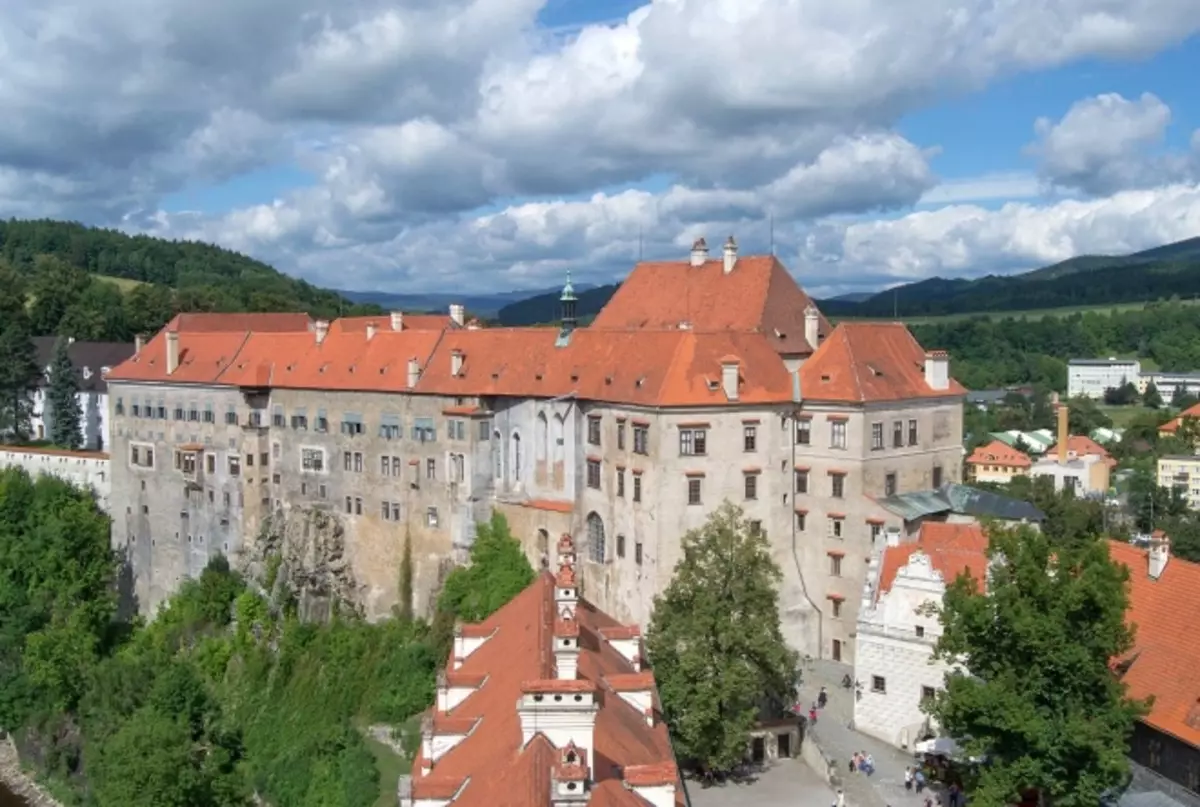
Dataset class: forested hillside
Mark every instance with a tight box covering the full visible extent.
[496,283,618,326]
[913,301,1200,390]
[0,468,535,807]
[0,219,382,342]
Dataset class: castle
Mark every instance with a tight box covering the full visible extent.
[104,237,965,663]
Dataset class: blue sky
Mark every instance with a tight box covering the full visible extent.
[8,0,1200,295]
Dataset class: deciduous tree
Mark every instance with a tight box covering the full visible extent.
[646,502,798,774]
[48,336,83,449]
[436,512,535,623]
[926,525,1146,807]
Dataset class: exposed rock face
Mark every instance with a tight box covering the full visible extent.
[238,508,362,621]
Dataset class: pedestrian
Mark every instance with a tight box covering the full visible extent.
[947,783,960,807]
[924,799,933,807]
[809,704,818,725]
[848,755,856,773]
[818,686,828,709]
[837,789,845,807]
[863,753,875,775]
[915,768,926,793]
[904,766,914,791]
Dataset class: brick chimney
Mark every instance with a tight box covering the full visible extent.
[722,236,737,274]
[407,357,421,389]
[449,304,465,327]
[720,357,739,401]
[390,311,404,331]
[1057,404,1069,465]
[1149,532,1170,579]
[804,304,820,351]
[314,319,330,345]
[689,237,708,267]
[923,350,949,391]
[165,331,179,375]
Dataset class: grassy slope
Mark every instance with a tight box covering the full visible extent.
[843,298,1200,325]
[93,274,148,292]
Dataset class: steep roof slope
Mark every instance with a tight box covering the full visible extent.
[967,440,1032,469]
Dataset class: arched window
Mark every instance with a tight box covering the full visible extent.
[493,431,503,478]
[512,432,522,480]
[536,412,549,462]
[537,528,550,568]
[585,512,605,563]
[552,414,565,465]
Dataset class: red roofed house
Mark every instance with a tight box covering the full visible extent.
[402,534,684,807]
[965,439,1031,485]
[104,238,965,667]
[852,522,990,748]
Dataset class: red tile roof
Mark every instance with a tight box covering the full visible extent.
[590,254,831,354]
[877,522,990,600]
[1107,540,1200,747]
[166,312,312,333]
[329,314,454,333]
[966,439,1032,469]
[107,329,251,385]
[800,322,967,404]
[1158,402,1200,434]
[1046,435,1117,468]
[408,571,684,806]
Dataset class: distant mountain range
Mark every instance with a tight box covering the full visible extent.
[491,237,1200,325]
[339,285,595,318]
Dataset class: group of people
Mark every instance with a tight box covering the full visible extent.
[848,750,875,775]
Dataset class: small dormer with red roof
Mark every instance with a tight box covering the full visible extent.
[550,741,590,805]
[555,534,579,619]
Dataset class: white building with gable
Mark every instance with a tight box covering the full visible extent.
[852,522,990,749]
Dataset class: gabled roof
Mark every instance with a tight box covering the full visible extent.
[1046,435,1118,469]
[876,483,1045,523]
[966,440,1032,469]
[877,522,990,599]
[165,312,313,333]
[31,337,136,393]
[106,329,251,385]
[1158,402,1200,434]
[799,323,967,403]
[416,327,795,406]
[407,568,683,805]
[590,254,832,354]
[329,314,454,333]
[1108,541,1200,748]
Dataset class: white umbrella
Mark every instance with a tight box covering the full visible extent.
[914,736,961,757]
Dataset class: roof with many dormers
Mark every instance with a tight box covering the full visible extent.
[407,540,684,806]
[106,258,964,407]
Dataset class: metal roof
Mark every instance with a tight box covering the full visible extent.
[876,483,1045,523]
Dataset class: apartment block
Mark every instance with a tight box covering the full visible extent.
[105,238,966,664]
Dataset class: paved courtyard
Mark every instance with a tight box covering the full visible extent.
[687,759,837,807]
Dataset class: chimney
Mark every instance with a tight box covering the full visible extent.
[804,304,820,351]
[689,237,708,267]
[449,304,465,327]
[407,357,421,389]
[555,534,579,620]
[314,319,330,345]
[1057,404,1069,465]
[720,357,739,401]
[551,744,590,806]
[1149,533,1170,579]
[466,318,481,331]
[390,311,404,331]
[450,350,464,377]
[165,331,179,375]
[923,350,949,391]
[722,236,737,274]
[134,334,146,355]
[366,321,378,341]
[554,615,581,680]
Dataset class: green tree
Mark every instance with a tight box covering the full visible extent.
[645,503,799,774]
[436,512,535,622]
[0,265,40,442]
[47,337,83,449]
[27,255,92,335]
[1170,386,1197,410]
[1142,381,1163,409]
[396,529,414,621]
[926,525,1147,807]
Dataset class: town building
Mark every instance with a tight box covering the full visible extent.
[1067,358,1141,399]
[1139,370,1200,401]
[874,483,1044,540]
[853,522,989,749]
[1160,402,1200,440]
[966,440,1031,484]
[30,337,135,451]
[855,525,1200,802]
[104,240,967,664]
[0,445,111,511]
[989,429,1054,455]
[1030,405,1112,496]
[401,534,684,807]
[1158,456,1200,509]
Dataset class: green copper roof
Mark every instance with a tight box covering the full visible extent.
[876,483,1044,523]
[560,269,577,302]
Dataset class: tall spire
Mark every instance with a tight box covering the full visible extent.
[560,269,578,332]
